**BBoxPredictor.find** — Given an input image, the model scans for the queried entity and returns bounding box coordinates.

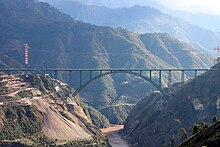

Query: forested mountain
[41,0,156,8]
[123,63,220,147]
[167,10,220,32]
[45,0,220,54]
[0,0,213,124]
[179,120,220,147]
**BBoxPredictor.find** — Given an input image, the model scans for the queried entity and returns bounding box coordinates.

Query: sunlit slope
[0,73,106,145]
[123,63,220,147]
[47,1,220,52]
[0,0,213,124]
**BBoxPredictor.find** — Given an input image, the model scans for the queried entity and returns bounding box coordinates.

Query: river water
[101,125,130,147]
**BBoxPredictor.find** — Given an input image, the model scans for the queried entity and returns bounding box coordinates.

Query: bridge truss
[0,68,209,97]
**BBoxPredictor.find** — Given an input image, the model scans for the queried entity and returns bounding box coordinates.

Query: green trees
[191,121,208,135]
[191,124,200,135]
[213,116,219,123]
[20,120,41,134]
[169,139,175,147]
[0,120,23,140]
[178,128,188,142]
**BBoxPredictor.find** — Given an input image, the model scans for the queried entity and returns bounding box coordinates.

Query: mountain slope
[46,0,220,53]
[179,120,220,147]
[140,33,212,68]
[0,73,106,146]
[0,0,213,124]
[123,63,220,147]
[167,10,220,32]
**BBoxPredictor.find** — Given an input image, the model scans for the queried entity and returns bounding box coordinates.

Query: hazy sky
[155,0,220,14]
[41,0,220,14]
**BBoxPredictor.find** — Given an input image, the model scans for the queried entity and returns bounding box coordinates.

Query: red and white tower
[214,46,220,64]
[214,46,220,53]
[24,43,30,67]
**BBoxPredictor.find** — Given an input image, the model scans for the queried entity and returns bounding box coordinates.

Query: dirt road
[101,125,130,147]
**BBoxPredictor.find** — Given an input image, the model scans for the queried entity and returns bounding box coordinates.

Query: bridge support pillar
[80,70,82,87]
[194,70,197,77]
[90,70,92,80]
[159,70,162,88]
[54,70,58,79]
[168,70,172,87]
[140,70,142,75]
[149,70,152,80]
[68,71,72,84]
[181,70,185,83]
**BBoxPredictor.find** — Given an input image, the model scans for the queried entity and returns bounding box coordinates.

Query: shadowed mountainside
[43,0,220,54]
[123,63,220,147]
[178,120,220,147]
[0,0,213,124]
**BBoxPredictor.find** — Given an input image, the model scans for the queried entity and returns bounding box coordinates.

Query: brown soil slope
[34,99,91,141]
[0,73,102,145]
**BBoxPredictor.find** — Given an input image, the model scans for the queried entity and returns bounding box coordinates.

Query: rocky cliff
[123,63,220,147]
[0,73,107,146]
[0,0,213,124]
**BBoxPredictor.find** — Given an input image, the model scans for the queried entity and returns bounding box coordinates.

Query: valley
[0,72,130,146]
[1,0,220,146]
[123,63,220,146]
[101,125,129,147]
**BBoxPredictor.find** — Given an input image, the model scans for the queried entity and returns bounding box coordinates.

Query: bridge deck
[0,68,210,72]
[0,68,212,97]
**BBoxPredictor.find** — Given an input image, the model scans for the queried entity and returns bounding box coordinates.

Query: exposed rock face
[0,73,106,145]
[0,0,213,124]
[123,64,220,147]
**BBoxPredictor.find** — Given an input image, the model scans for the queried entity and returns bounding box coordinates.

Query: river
[101,125,130,147]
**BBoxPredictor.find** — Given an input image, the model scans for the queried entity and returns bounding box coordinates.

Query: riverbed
[101,125,130,147]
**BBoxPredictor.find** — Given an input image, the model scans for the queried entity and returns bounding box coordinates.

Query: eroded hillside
[0,73,107,146]
[0,0,213,125]
[123,63,220,147]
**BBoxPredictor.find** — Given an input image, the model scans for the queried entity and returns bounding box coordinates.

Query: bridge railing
[0,68,210,95]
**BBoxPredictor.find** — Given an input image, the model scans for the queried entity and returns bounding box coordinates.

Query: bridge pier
[168,70,172,87]
[0,68,210,96]
[194,70,197,77]
[140,70,142,75]
[90,70,92,80]
[68,71,72,84]
[159,70,162,88]
[181,70,185,83]
[54,70,58,79]
[80,70,82,87]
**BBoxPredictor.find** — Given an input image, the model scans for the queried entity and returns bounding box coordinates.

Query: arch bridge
[0,68,209,97]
